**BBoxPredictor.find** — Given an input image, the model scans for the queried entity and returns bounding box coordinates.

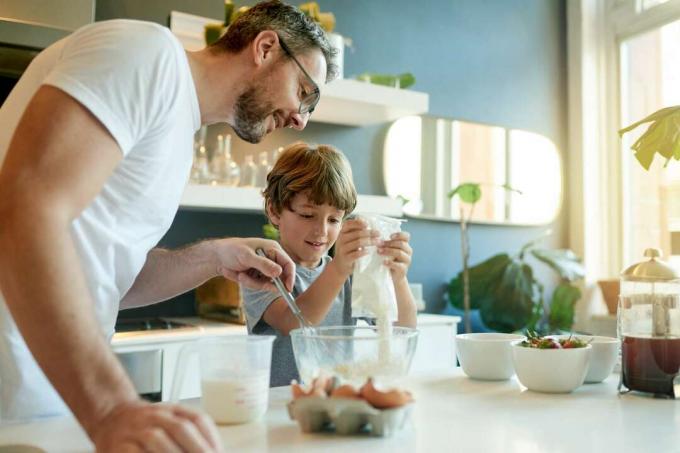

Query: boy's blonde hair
[263,142,357,218]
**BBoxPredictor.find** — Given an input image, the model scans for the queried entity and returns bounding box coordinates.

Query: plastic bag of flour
[351,214,405,321]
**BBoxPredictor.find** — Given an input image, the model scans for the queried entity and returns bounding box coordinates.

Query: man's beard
[232,85,275,144]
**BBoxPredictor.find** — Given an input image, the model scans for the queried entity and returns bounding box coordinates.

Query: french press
[618,248,680,397]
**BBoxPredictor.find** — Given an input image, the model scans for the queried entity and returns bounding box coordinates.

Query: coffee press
[618,248,680,398]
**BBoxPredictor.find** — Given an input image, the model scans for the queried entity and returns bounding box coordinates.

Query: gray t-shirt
[242,255,354,387]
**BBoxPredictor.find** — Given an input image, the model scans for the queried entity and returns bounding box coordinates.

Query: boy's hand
[332,218,380,277]
[378,231,413,281]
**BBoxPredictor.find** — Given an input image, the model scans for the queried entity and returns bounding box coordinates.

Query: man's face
[231,47,326,144]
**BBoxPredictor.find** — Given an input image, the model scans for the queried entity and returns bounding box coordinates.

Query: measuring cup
[170,335,274,424]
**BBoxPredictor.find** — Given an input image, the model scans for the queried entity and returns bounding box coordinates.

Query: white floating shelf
[312,79,429,126]
[179,184,403,217]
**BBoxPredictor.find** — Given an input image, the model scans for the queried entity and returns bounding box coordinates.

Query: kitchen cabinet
[410,314,461,373]
[180,184,403,216]
[112,318,246,401]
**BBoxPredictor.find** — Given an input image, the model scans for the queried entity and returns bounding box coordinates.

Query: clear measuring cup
[170,335,274,424]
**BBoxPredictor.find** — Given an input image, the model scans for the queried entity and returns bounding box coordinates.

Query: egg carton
[287,397,413,437]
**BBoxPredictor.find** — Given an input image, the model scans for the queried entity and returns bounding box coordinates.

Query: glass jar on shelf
[222,134,240,187]
[209,134,227,185]
[255,150,272,188]
[191,144,211,184]
[190,126,209,183]
[239,154,257,187]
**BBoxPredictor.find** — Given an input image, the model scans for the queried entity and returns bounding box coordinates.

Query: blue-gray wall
[97,0,567,319]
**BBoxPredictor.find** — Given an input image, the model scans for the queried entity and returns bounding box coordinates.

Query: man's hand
[93,401,223,453]
[212,238,295,292]
[331,218,380,277]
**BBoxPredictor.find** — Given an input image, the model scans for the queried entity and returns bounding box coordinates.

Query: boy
[243,142,417,386]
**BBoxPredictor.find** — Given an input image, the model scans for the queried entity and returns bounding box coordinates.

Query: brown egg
[291,381,308,399]
[290,377,329,399]
[360,378,413,409]
[312,375,333,396]
[330,384,362,400]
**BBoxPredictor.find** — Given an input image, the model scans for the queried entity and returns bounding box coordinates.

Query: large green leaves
[479,258,537,333]
[530,248,585,282]
[548,283,582,331]
[448,254,536,332]
[448,253,511,310]
[619,106,680,170]
[448,239,586,333]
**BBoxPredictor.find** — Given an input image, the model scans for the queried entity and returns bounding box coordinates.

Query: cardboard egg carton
[287,396,413,437]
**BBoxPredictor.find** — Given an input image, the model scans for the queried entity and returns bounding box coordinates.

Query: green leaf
[530,248,585,282]
[262,223,279,241]
[479,259,537,333]
[447,183,482,204]
[548,283,582,331]
[619,106,680,170]
[397,73,416,89]
[618,106,680,135]
[448,253,511,310]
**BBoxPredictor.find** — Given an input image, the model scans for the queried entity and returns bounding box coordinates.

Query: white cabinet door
[410,314,461,374]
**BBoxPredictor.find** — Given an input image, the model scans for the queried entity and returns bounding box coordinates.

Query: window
[619,18,680,268]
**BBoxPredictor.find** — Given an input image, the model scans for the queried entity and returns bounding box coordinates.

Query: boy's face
[269,192,345,268]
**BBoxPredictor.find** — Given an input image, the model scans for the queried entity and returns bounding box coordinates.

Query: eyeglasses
[278,36,320,115]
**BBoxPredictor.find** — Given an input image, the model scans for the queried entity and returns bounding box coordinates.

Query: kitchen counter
[1,368,677,452]
[111,317,247,347]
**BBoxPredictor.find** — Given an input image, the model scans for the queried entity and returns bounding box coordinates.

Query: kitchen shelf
[312,79,429,126]
[179,184,403,216]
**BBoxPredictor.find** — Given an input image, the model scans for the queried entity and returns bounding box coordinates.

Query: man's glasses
[278,36,320,115]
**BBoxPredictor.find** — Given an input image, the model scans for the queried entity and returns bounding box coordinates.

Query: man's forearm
[0,204,138,436]
[121,241,219,309]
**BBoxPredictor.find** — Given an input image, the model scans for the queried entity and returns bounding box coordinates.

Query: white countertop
[1,368,677,453]
[111,317,247,347]
[110,314,460,347]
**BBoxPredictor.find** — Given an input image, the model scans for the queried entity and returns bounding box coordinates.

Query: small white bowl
[551,335,619,383]
[456,333,526,380]
[511,340,592,393]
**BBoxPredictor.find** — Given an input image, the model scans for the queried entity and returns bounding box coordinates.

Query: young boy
[242,142,417,386]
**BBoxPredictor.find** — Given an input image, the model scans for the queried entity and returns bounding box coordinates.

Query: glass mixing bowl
[290,325,419,387]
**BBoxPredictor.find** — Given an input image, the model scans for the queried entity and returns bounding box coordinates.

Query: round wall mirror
[383,115,563,225]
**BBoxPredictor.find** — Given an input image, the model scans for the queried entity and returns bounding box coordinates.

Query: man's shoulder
[82,19,172,39]
[71,19,179,57]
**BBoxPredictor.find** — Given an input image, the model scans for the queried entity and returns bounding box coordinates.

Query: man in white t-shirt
[0,0,337,451]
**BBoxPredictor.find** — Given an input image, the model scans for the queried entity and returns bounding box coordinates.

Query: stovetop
[115,317,197,333]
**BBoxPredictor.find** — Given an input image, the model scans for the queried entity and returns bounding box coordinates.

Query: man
[0,0,337,451]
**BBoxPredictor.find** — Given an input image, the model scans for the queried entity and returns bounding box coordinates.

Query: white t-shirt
[0,19,200,421]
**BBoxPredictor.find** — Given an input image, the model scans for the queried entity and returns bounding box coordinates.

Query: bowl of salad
[511,332,592,393]
[550,334,618,383]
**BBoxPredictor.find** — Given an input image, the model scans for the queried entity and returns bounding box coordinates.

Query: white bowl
[551,335,619,383]
[456,333,526,380]
[511,340,592,393]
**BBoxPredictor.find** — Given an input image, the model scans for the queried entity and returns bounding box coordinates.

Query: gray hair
[211,0,338,83]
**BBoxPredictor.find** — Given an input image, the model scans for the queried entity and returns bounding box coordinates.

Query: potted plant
[447,183,586,334]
